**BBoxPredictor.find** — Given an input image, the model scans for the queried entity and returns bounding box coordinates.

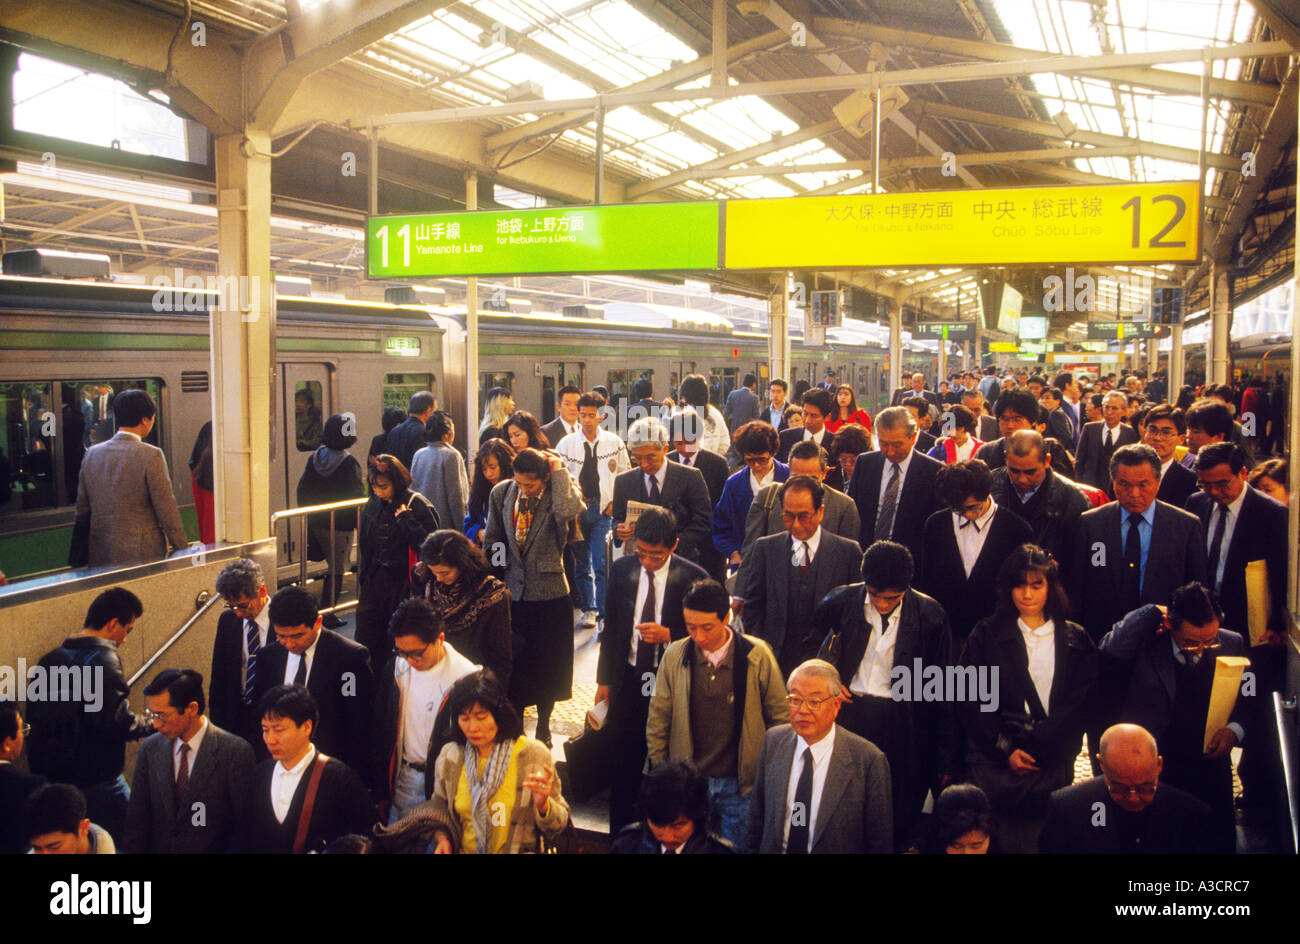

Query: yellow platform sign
[723,181,1200,268]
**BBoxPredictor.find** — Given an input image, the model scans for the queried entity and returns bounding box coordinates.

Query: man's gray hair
[215,557,264,600]
[1006,429,1046,460]
[627,416,670,448]
[787,659,843,697]
[1103,390,1128,406]
[875,405,917,436]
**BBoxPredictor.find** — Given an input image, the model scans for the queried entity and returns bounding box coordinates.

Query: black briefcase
[561,722,614,802]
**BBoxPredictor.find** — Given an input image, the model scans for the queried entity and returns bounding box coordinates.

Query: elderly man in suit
[742,476,862,676]
[734,440,860,598]
[1186,441,1288,819]
[1074,391,1139,497]
[961,386,1001,443]
[845,406,943,562]
[123,669,255,854]
[890,372,940,409]
[990,430,1089,580]
[595,507,707,833]
[917,459,1033,650]
[813,541,955,850]
[72,388,188,568]
[1039,723,1213,854]
[747,660,893,854]
[612,416,713,567]
[249,586,374,780]
[210,558,274,750]
[1143,404,1197,508]
[0,703,46,854]
[540,384,582,448]
[1099,583,1248,852]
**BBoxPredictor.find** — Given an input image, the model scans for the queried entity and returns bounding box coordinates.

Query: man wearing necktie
[595,507,707,833]
[611,417,713,568]
[123,668,255,854]
[210,559,275,751]
[747,660,893,854]
[1074,391,1138,497]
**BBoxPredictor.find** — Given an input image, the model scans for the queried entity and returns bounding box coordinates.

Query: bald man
[1038,724,1212,854]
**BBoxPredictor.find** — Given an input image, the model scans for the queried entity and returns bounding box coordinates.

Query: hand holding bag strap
[292,752,330,854]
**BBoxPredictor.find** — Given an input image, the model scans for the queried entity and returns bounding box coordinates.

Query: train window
[480,372,514,408]
[0,382,55,515]
[708,368,737,408]
[384,373,435,413]
[294,381,324,452]
[606,369,654,414]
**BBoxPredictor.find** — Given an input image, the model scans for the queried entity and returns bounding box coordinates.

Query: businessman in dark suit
[239,685,375,854]
[743,476,862,676]
[250,586,374,780]
[1143,405,1198,508]
[0,703,47,854]
[917,459,1034,648]
[764,379,797,431]
[813,541,955,849]
[1070,445,1208,646]
[777,387,834,462]
[210,558,275,750]
[747,660,893,854]
[989,430,1089,581]
[1099,584,1248,852]
[1185,441,1288,817]
[901,397,937,454]
[1039,723,1213,854]
[1074,391,1139,497]
[539,384,581,449]
[595,506,707,832]
[123,669,255,854]
[668,407,728,581]
[845,406,943,562]
[612,416,712,568]
[890,373,940,409]
[1039,386,1076,448]
[961,387,1001,443]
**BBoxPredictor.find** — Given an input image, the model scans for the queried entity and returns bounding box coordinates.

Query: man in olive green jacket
[646,578,789,853]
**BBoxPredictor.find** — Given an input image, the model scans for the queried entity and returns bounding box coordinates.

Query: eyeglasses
[19,723,31,737]
[1145,426,1180,438]
[781,511,819,524]
[224,599,256,613]
[786,695,836,711]
[144,710,175,722]
[634,546,672,563]
[392,643,432,661]
[1105,779,1157,799]
[1174,639,1221,656]
[743,454,773,467]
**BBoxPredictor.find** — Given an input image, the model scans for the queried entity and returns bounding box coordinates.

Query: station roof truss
[0,0,1295,344]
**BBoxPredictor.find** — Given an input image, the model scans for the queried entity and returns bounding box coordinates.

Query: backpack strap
[292,752,330,854]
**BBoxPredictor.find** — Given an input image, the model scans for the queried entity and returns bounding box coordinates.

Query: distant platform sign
[723,181,1200,268]
[367,202,719,277]
[913,322,974,341]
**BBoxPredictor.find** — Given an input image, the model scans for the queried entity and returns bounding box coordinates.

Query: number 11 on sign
[374,224,411,268]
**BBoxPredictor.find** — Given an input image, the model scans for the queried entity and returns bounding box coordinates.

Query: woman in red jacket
[825,384,873,435]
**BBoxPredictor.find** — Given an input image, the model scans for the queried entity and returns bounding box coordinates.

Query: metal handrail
[1275,692,1299,854]
[127,592,224,688]
[270,497,367,615]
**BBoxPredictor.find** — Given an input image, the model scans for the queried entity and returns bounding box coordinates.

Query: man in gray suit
[724,373,761,435]
[123,668,255,854]
[74,389,188,567]
[742,475,862,676]
[747,660,893,854]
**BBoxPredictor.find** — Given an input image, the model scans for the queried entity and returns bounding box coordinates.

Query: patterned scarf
[466,739,514,854]
[426,574,510,638]
[514,493,536,546]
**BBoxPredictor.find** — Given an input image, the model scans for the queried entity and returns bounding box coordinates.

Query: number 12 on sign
[1120,195,1187,249]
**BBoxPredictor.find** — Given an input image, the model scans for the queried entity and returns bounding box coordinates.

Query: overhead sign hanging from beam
[366,181,1199,278]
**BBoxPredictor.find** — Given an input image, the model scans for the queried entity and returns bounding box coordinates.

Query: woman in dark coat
[354,454,439,667]
[297,413,365,628]
[369,407,406,468]
[412,529,512,686]
[464,438,516,545]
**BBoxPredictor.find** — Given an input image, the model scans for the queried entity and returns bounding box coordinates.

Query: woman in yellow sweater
[429,670,568,854]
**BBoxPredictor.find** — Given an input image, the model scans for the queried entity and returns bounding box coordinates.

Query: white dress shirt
[952,498,998,577]
[952,437,977,461]
[782,725,837,852]
[556,427,629,510]
[803,426,828,448]
[1017,618,1056,713]
[271,746,317,824]
[283,632,322,686]
[1159,457,1176,481]
[1206,486,1248,590]
[629,559,671,667]
[1102,422,1122,447]
[644,461,668,497]
[173,716,209,779]
[791,527,822,567]
[850,601,900,698]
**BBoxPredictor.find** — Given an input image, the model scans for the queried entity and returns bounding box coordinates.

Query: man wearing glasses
[1098,583,1248,853]
[595,506,707,834]
[1039,723,1213,854]
[747,660,893,854]
[1142,404,1197,508]
[0,702,46,854]
[373,598,479,823]
[211,558,274,750]
[711,420,789,576]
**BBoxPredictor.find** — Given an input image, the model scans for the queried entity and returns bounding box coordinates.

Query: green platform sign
[367,202,719,278]
[913,322,975,341]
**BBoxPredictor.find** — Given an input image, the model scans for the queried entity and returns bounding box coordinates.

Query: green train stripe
[0,332,382,354]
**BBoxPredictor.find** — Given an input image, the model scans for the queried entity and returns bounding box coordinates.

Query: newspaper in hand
[624,500,656,531]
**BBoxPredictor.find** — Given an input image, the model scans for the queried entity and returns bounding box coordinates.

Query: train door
[281,363,332,564]
[539,362,585,422]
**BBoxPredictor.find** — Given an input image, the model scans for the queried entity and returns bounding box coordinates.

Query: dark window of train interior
[480,372,514,407]
[708,368,738,408]
[606,369,654,416]
[384,373,435,414]
[1,379,163,517]
[294,382,324,452]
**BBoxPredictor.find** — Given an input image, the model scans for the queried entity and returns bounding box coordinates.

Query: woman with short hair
[410,410,469,536]
[464,439,515,546]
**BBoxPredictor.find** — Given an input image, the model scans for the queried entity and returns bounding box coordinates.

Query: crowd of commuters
[2,364,1290,855]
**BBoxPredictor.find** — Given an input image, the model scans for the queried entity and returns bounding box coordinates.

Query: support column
[465,171,480,466]
[768,272,790,387]
[888,302,902,394]
[1209,262,1231,386]
[211,130,273,544]
[1169,324,1184,403]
